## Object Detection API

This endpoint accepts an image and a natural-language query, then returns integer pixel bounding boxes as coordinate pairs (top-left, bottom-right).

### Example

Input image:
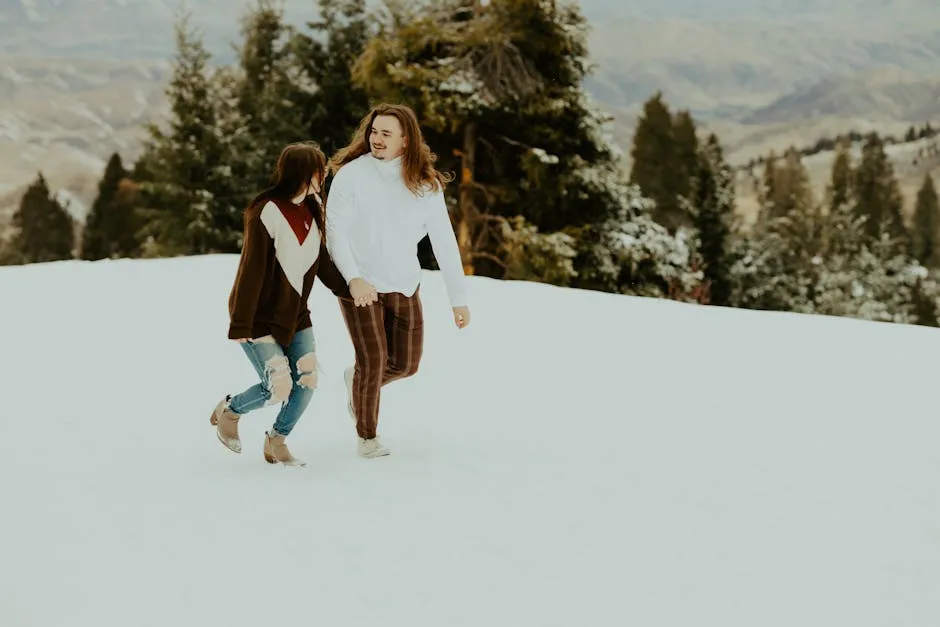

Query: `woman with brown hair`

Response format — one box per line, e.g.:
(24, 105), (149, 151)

(325, 103), (471, 459)
(210, 141), (328, 467)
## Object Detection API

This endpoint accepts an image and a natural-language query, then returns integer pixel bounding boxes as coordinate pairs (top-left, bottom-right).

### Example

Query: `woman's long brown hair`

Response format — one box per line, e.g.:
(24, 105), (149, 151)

(250, 141), (327, 237)
(329, 103), (454, 195)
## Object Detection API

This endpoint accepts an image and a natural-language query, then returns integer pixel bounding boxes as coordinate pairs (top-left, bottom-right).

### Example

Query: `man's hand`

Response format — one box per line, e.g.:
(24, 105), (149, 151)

(453, 306), (470, 329)
(349, 277), (378, 307)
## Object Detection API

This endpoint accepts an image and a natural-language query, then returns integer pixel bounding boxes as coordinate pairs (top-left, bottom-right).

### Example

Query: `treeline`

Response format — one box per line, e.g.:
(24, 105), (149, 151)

(0, 0), (702, 300)
(741, 121), (940, 170)
(1, 0), (939, 327)
(609, 89), (940, 325)
(731, 137), (940, 325)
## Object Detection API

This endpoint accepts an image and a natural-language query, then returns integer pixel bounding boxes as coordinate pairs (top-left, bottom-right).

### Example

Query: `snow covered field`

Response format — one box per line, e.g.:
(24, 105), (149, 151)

(1, 255), (938, 627)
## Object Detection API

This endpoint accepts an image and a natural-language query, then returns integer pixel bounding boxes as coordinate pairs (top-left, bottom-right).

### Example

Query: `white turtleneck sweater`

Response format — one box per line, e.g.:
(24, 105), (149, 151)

(325, 154), (468, 307)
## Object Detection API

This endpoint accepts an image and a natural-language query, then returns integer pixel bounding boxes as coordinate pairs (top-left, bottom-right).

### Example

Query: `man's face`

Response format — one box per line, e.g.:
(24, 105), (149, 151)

(370, 114), (406, 160)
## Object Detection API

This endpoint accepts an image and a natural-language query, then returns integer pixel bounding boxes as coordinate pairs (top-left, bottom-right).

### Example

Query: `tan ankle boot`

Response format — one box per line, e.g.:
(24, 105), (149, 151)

(210, 396), (241, 454)
(264, 431), (306, 467)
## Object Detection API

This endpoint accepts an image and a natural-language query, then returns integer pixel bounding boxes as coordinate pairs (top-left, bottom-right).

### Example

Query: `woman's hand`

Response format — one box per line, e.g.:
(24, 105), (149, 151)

(453, 306), (470, 329)
(349, 278), (378, 307)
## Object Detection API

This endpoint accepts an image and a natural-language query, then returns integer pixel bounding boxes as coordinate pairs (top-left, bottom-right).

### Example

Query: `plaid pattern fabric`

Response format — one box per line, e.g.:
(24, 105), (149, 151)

(339, 289), (424, 439)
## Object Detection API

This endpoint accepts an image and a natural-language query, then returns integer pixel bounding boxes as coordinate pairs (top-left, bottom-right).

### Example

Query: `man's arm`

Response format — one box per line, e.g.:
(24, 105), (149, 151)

(426, 190), (468, 308)
(325, 170), (362, 284)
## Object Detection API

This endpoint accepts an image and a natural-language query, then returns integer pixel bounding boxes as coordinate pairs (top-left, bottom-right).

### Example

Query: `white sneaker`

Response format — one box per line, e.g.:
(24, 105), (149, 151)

(358, 437), (390, 459)
(344, 366), (356, 424)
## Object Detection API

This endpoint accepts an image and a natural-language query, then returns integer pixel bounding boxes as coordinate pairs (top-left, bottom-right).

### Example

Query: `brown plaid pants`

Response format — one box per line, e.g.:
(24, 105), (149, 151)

(338, 288), (424, 439)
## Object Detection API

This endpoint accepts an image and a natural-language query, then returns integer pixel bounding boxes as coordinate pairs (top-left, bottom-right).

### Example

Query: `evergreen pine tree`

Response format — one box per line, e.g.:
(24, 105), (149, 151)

(292, 0), (373, 158)
(692, 133), (735, 306)
(757, 150), (778, 225)
(760, 147), (813, 223)
(9, 173), (74, 263)
(81, 153), (140, 260)
(135, 11), (237, 255)
(730, 199), (823, 314)
(732, 148), (823, 313)
(852, 132), (906, 247)
(826, 139), (853, 215)
(576, 179), (701, 300)
(672, 110), (699, 203)
(911, 172), (940, 267)
(347, 0), (699, 295)
(911, 277), (939, 327)
(228, 0), (308, 194)
(630, 92), (687, 232)
(353, 0), (620, 281)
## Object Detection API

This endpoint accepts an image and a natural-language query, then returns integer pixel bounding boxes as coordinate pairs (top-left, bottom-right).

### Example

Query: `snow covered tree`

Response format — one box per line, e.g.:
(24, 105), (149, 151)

(499, 215), (578, 286)
(911, 277), (940, 327)
(729, 216), (817, 314)
(690, 133), (735, 306)
(733, 189), (939, 325)
(911, 172), (940, 268)
(731, 150), (824, 314)
(354, 0), (547, 275)
(8, 173), (74, 264)
(571, 164), (701, 299)
(81, 153), (141, 260)
(352, 0), (624, 283)
(813, 215), (936, 325)
(852, 132), (906, 248)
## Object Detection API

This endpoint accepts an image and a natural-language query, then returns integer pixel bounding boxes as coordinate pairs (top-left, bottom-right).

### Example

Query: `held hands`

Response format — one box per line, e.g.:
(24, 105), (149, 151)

(453, 306), (470, 329)
(349, 277), (379, 307)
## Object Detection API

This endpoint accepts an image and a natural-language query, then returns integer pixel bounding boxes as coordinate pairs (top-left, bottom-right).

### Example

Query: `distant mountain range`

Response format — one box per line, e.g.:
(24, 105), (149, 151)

(3, 0), (940, 221)
(4, 0), (940, 115)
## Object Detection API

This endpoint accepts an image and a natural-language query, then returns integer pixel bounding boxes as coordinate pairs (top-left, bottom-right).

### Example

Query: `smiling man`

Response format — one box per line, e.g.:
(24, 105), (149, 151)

(325, 103), (471, 459)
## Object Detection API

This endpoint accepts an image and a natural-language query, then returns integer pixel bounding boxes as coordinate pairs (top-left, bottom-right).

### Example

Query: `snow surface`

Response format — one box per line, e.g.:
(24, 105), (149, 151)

(1, 255), (939, 627)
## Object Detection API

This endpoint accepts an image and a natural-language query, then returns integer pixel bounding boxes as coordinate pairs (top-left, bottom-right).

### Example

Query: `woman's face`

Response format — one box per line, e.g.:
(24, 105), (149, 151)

(306, 171), (323, 196)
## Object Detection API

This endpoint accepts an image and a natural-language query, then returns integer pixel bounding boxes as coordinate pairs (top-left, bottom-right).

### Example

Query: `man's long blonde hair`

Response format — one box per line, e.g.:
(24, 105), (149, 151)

(329, 103), (453, 195)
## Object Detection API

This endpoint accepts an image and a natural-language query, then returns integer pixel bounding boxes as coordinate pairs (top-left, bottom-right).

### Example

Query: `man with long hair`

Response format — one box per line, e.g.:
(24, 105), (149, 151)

(325, 103), (470, 459)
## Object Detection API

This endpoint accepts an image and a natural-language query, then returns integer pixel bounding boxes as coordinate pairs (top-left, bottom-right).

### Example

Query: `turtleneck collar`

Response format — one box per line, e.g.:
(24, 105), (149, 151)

(371, 153), (403, 174)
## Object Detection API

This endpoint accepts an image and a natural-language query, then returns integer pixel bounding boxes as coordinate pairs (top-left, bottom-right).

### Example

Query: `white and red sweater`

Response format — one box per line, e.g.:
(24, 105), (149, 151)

(227, 197), (323, 345)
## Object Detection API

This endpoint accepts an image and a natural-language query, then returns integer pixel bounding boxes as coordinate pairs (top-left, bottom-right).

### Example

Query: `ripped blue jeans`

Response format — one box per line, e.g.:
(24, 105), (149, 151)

(228, 327), (317, 436)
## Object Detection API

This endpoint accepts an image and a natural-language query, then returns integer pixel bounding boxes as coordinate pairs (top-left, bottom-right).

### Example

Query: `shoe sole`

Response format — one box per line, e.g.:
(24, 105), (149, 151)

(358, 449), (391, 459)
(264, 437), (306, 466)
(265, 454), (307, 467)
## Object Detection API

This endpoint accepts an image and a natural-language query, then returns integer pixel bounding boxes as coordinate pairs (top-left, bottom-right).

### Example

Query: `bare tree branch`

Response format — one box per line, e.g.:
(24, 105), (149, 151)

(469, 250), (507, 268)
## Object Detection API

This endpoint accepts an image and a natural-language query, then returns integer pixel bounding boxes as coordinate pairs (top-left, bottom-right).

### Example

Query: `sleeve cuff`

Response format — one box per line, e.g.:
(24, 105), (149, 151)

(448, 289), (468, 309)
(228, 324), (253, 340)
